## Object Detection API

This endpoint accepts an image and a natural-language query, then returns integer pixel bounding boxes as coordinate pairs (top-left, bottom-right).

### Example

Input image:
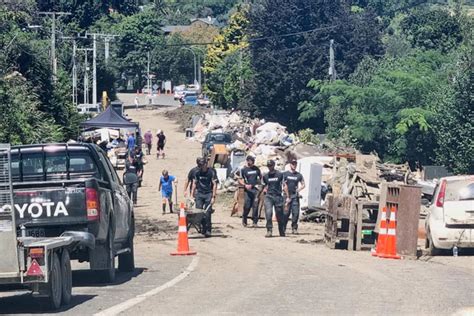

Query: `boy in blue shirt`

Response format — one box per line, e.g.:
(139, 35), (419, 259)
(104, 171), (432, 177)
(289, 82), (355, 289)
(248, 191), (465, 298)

(159, 170), (176, 214)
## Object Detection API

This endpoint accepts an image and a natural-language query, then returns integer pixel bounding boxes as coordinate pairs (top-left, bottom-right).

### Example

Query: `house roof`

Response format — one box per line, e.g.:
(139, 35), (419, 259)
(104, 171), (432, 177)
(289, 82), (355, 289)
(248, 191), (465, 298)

(162, 17), (219, 34)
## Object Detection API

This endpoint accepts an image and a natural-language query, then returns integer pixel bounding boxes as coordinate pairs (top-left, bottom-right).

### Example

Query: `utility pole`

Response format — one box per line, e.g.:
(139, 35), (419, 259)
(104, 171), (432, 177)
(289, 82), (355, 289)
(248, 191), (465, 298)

(147, 51), (151, 97)
(60, 36), (78, 106)
(78, 48), (93, 104)
(104, 37), (110, 64)
(85, 32), (118, 105)
(92, 34), (97, 106)
(329, 39), (336, 81)
(197, 54), (201, 88)
(38, 12), (71, 81)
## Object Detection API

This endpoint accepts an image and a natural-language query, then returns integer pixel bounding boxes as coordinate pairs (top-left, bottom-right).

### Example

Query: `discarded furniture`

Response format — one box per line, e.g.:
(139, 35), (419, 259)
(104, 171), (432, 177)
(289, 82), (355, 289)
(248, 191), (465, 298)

(376, 183), (421, 257)
(325, 195), (356, 250)
(354, 200), (379, 251)
(325, 195), (379, 251)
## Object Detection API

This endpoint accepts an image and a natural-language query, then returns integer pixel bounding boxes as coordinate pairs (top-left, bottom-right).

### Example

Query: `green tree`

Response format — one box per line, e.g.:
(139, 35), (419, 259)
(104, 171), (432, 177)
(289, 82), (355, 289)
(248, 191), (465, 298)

(431, 45), (473, 173)
(401, 7), (463, 52)
(299, 50), (450, 165)
(245, 0), (384, 130)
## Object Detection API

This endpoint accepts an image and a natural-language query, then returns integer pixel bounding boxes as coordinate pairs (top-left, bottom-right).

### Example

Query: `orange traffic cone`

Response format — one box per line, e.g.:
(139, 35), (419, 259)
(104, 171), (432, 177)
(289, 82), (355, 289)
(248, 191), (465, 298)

(170, 202), (197, 256)
(372, 206), (388, 257)
(379, 206), (401, 259)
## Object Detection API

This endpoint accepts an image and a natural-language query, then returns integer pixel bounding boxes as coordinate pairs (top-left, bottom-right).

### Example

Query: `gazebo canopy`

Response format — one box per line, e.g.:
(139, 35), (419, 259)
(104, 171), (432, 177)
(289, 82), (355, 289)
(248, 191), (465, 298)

(80, 106), (138, 129)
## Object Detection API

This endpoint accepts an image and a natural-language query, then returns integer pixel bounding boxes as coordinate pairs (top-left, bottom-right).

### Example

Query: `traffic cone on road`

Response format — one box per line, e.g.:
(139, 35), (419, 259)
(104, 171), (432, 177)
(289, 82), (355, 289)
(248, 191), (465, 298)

(170, 202), (197, 256)
(372, 206), (388, 257)
(379, 206), (401, 259)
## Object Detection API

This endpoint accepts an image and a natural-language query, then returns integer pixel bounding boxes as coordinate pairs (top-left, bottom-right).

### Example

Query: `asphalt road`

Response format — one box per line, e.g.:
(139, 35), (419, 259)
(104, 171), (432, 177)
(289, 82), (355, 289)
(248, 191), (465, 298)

(0, 94), (472, 315)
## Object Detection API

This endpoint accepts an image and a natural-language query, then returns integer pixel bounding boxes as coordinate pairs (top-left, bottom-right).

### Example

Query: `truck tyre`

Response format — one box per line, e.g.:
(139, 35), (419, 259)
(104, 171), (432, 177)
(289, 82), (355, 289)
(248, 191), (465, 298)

(119, 216), (135, 272)
(98, 226), (116, 283)
(47, 252), (62, 310)
(60, 250), (72, 305)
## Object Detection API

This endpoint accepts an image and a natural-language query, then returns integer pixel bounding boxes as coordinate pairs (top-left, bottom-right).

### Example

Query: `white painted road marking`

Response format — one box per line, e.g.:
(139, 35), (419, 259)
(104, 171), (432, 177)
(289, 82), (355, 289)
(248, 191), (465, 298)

(94, 256), (199, 316)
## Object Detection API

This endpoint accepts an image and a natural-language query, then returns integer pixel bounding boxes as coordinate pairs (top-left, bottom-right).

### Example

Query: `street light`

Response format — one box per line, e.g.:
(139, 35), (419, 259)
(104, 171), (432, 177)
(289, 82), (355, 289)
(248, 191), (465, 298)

(181, 47), (196, 85)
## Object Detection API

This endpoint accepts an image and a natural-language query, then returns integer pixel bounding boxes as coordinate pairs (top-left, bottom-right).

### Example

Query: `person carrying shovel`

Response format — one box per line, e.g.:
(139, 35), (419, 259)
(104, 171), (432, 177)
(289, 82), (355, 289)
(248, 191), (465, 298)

(159, 170), (177, 214)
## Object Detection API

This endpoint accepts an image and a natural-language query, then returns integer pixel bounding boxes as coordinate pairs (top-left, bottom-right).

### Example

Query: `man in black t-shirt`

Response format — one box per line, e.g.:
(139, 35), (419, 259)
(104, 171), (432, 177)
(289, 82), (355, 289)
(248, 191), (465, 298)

(238, 156), (262, 227)
(262, 160), (287, 238)
(184, 158), (201, 197)
(192, 158), (218, 237)
(123, 163), (139, 205)
(283, 159), (305, 234)
(156, 130), (166, 159)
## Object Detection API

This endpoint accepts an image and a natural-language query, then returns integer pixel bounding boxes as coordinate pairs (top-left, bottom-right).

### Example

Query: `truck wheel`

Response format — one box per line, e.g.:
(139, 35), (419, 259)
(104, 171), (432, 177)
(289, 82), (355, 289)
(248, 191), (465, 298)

(99, 226), (116, 283)
(47, 252), (62, 310)
(119, 217), (135, 272)
(60, 250), (72, 305)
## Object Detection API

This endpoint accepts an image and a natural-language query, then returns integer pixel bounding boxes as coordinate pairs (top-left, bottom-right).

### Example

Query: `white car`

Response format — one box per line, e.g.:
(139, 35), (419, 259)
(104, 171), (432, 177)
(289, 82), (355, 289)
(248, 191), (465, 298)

(425, 175), (474, 255)
(173, 85), (186, 100)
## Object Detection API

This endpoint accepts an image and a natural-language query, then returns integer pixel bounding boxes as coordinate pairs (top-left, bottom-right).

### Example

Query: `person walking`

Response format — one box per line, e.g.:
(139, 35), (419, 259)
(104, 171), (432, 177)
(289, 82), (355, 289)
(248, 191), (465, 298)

(262, 160), (287, 238)
(238, 156), (262, 227)
(127, 132), (135, 155)
(123, 161), (139, 205)
(134, 96), (139, 110)
(159, 170), (176, 214)
(191, 158), (217, 238)
(283, 159), (305, 235)
(133, 146), (144, 187)
(156, 130), (166, 159)
(144, 129), (153, 155)
(184, 158), (202, 198)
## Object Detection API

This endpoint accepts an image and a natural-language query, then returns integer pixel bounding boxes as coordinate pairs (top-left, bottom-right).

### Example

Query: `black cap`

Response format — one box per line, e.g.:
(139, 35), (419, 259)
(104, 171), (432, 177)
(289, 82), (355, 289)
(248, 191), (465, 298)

(266, 160), (275, 167)
(246, 155), (255, 162)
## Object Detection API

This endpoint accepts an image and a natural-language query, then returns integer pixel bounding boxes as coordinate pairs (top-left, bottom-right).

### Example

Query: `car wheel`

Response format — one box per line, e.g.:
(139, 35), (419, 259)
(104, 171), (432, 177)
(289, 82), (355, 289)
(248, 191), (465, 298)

(427, 230), (441, 256)
(119, 216), (135, 272)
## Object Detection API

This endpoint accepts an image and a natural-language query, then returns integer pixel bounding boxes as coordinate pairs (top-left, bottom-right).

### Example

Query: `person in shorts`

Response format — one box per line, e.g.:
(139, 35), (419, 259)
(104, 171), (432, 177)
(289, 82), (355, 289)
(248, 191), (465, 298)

(156, 130), (166, 159)
(159, 170), (176, 214)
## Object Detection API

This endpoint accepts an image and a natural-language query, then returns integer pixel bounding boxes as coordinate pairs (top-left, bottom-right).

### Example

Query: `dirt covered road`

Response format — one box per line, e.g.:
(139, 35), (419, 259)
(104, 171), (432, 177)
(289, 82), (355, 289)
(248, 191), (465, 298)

(0, 94), (472, 315)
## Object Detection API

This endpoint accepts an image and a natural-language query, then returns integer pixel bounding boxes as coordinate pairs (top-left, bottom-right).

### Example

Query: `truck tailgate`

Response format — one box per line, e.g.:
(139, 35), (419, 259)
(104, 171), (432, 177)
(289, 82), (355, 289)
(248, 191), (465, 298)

(12, 184), (87, 227)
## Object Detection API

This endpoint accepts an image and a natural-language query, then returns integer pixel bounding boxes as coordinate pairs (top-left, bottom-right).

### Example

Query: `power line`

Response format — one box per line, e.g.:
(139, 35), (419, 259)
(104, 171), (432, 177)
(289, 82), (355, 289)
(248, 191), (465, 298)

(153, 24), (338, 47)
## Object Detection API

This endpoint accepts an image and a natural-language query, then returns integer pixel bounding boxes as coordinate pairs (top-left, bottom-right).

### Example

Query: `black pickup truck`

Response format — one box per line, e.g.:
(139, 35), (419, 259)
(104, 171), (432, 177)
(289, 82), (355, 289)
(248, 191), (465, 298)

(8, 143), (134, 283)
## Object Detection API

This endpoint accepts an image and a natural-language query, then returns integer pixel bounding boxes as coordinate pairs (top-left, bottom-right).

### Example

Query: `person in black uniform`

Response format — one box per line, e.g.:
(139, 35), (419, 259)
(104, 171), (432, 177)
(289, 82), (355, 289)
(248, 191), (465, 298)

(262, 160), (287, 238)
(133, 146), (144, 187)
(123, 162), (139, 205)
(238, 156), (262, 227)
(283, 159), (305, 235)
(192, 158), (218, 237)
(184, 158), (202, 197)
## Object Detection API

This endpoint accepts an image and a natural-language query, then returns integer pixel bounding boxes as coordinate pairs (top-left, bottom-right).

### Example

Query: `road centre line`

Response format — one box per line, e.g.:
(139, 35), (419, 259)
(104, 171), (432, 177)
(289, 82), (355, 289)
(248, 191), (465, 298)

(94, 256), (200, 316)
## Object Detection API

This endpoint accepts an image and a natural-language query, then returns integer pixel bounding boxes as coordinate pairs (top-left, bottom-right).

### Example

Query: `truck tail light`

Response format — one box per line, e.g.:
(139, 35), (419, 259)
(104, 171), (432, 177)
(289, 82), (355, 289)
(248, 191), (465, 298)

(86, 188), (100, 221)
(29, 247), (44, 259)
(436, 180), (447, 207)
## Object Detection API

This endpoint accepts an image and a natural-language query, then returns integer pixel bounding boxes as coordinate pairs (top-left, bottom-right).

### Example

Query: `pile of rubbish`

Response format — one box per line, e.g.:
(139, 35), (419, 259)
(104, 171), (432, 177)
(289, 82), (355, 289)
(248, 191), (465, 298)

(177, 109), (434, 222)
(189, 111), (298, 170)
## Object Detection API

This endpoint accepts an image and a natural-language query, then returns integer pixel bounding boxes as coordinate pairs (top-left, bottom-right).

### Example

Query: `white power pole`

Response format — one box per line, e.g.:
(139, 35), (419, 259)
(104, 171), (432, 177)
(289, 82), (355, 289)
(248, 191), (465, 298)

(329, 39), (336, 81)
(72, 40), (77, 105)
(147, 51), (151, 96)
(104, 37), (110, 64)
(59, 36), (78, 105)
(78, 48), (93, 104)
(85, 32), (118, 104)
(92, 34), (97, 106)
(38, 12), (71, 82)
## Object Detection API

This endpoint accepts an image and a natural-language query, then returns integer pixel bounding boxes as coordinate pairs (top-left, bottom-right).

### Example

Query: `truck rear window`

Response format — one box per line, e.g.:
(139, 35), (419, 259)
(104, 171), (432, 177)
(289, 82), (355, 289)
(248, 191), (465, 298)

(11, 148), (100, 182)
